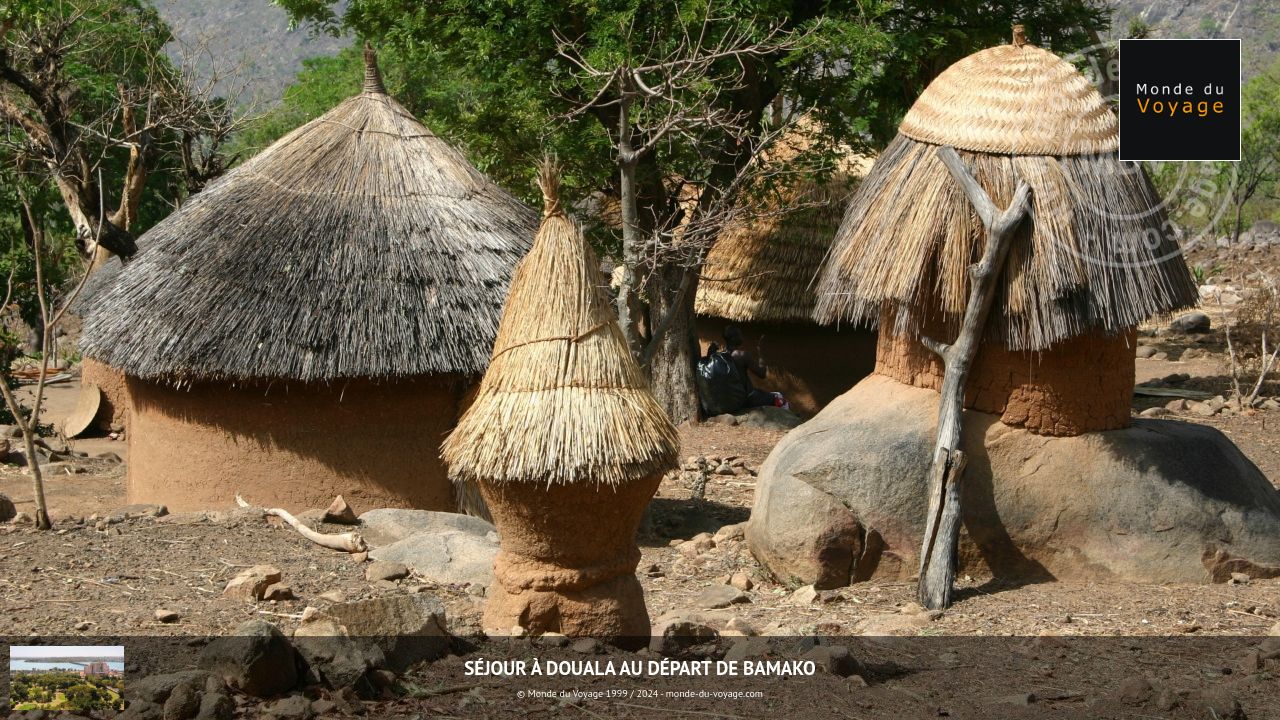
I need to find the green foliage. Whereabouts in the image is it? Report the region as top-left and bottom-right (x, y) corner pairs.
(270, 0), (1109, 202)
(1153, 59), (1280, 239)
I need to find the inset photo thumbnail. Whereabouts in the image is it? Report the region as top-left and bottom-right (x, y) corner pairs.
(9, 645), (125, 714)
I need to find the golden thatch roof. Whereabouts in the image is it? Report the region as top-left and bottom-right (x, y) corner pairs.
(814, 41), (1196, 351)
(79, 48), (537, 382)
(695, 132), (872, 324)
(442, 165), (679, 486)
(899, 43), (1118, 156)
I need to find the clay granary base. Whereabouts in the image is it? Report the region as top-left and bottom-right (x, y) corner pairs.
(127, 375), (467, 513)
(81, 358), (131, 432)
(479, 476), (659, 649)
(876, 317), (1136, 436)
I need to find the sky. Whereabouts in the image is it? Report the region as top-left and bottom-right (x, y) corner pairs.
(9, 646), (124, 672)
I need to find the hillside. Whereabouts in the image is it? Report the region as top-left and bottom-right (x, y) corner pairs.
(1112, 0), (1280, 76)
(154, 0), (349, 104)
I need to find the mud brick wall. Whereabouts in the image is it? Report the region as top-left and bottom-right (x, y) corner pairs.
(874, 321), (1136, 436)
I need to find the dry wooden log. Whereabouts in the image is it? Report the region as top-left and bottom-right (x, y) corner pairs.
(235, 493), (368, 553)
(917, 146), (1031, 610)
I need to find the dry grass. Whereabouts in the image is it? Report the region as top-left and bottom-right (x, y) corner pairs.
(814, 137), (1198, 351)
(80, 50), (537, 382)
(442, 164), (679, 486)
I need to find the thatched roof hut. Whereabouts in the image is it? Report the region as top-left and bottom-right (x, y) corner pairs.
(813, 36), (1198, 436)
(693, 132), (876, 415)
(77, 47), (537, 512)
(443, 165), (678, 486)
(814, 41), (1197, 351)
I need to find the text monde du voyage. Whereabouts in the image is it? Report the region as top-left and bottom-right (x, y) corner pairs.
(1133, 82), (1229, 118)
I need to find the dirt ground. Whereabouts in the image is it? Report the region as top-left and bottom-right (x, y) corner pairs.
(1, 353), (1278, 642)
(1, 330), (1279, 718)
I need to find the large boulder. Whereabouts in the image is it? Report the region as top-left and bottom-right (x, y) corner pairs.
(747, 375), (1280, 587)
(368, 530), (497, 588)
(357, 509), (495, 547)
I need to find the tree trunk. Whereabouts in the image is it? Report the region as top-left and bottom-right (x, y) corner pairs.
(646, 266), (700, 423)
(917, 147), (1031, 610)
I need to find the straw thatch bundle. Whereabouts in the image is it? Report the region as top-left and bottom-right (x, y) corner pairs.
(442, 164), (679, 486)
(78, 47), (536, 382)
(696, 127), (872, 324)
(813, 42), (1197, 351)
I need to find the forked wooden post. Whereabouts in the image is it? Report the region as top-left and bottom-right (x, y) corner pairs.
(917, 146), (1031, 610)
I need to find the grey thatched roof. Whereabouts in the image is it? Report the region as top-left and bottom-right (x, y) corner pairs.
(80, 50), (537, 383)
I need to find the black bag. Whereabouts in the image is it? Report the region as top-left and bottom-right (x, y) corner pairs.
(696, 350), (747, 416)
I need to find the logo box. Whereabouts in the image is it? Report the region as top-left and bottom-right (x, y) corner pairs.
(1118, 38), (1241, 162)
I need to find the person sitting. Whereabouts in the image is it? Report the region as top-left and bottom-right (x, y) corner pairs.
(696, 326), (788, 416)
(722, 325), (787, 409)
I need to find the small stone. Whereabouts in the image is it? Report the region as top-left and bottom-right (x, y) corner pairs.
(1139, 407), (1171, 417)
(1191, 401), (1218, 417)
(263, 583), (295, 601)
(12, 511), (32, 524)
(1229, 572), (1251, 584)
(802, 644), (861, 677)
(1262, 398), (1280, 411)
(155, 608), (181, 623)
(223, 565), (282, 601)
(729, 572), (753, 591)
(316, 590), (346, 604)
(571, 638), (604, 654)
(715, 462), (736, 476)
(713, 523), (746, 543)
(73, 621), (92, 631)
(535, 632), (570, 648)
(708, 413), (738, 426)
(1165, 399), (1188, 412)
(649, 616), (718, 655)
(0, 493), (14, 522)
(1152, 351), (1169, 360)
(723, 617), (756, 636)
(697, 584), (750, 609)
(323, 495), (359, 525)
(676, 534), (716, 556)
(264, 694), (315, 719)
(1135, 345), (1158, 359)
(1169, 311), (1211, 334)
(997, 693), (1035, 706)
(788, 585), (818, 605)
(365, 561), (410, 583)
(1269, 620), (1280, 636)
(351, 551), (369, 563)
(311, 698), (338, 716)
(1113, 676), (1153, 705)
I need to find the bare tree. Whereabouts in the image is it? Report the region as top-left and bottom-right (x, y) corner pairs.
(553, 7), (818, 420)
(0, 187), (94, 530)
(0, 5), (255, 266)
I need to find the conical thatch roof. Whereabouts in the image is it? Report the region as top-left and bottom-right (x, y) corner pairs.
(442, 165), (679, 486)
(79, 47), (536, 382)
(814, 38), (1197, 351)
(695, 129), (872, 324)
(898, 43), (1117, 156)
